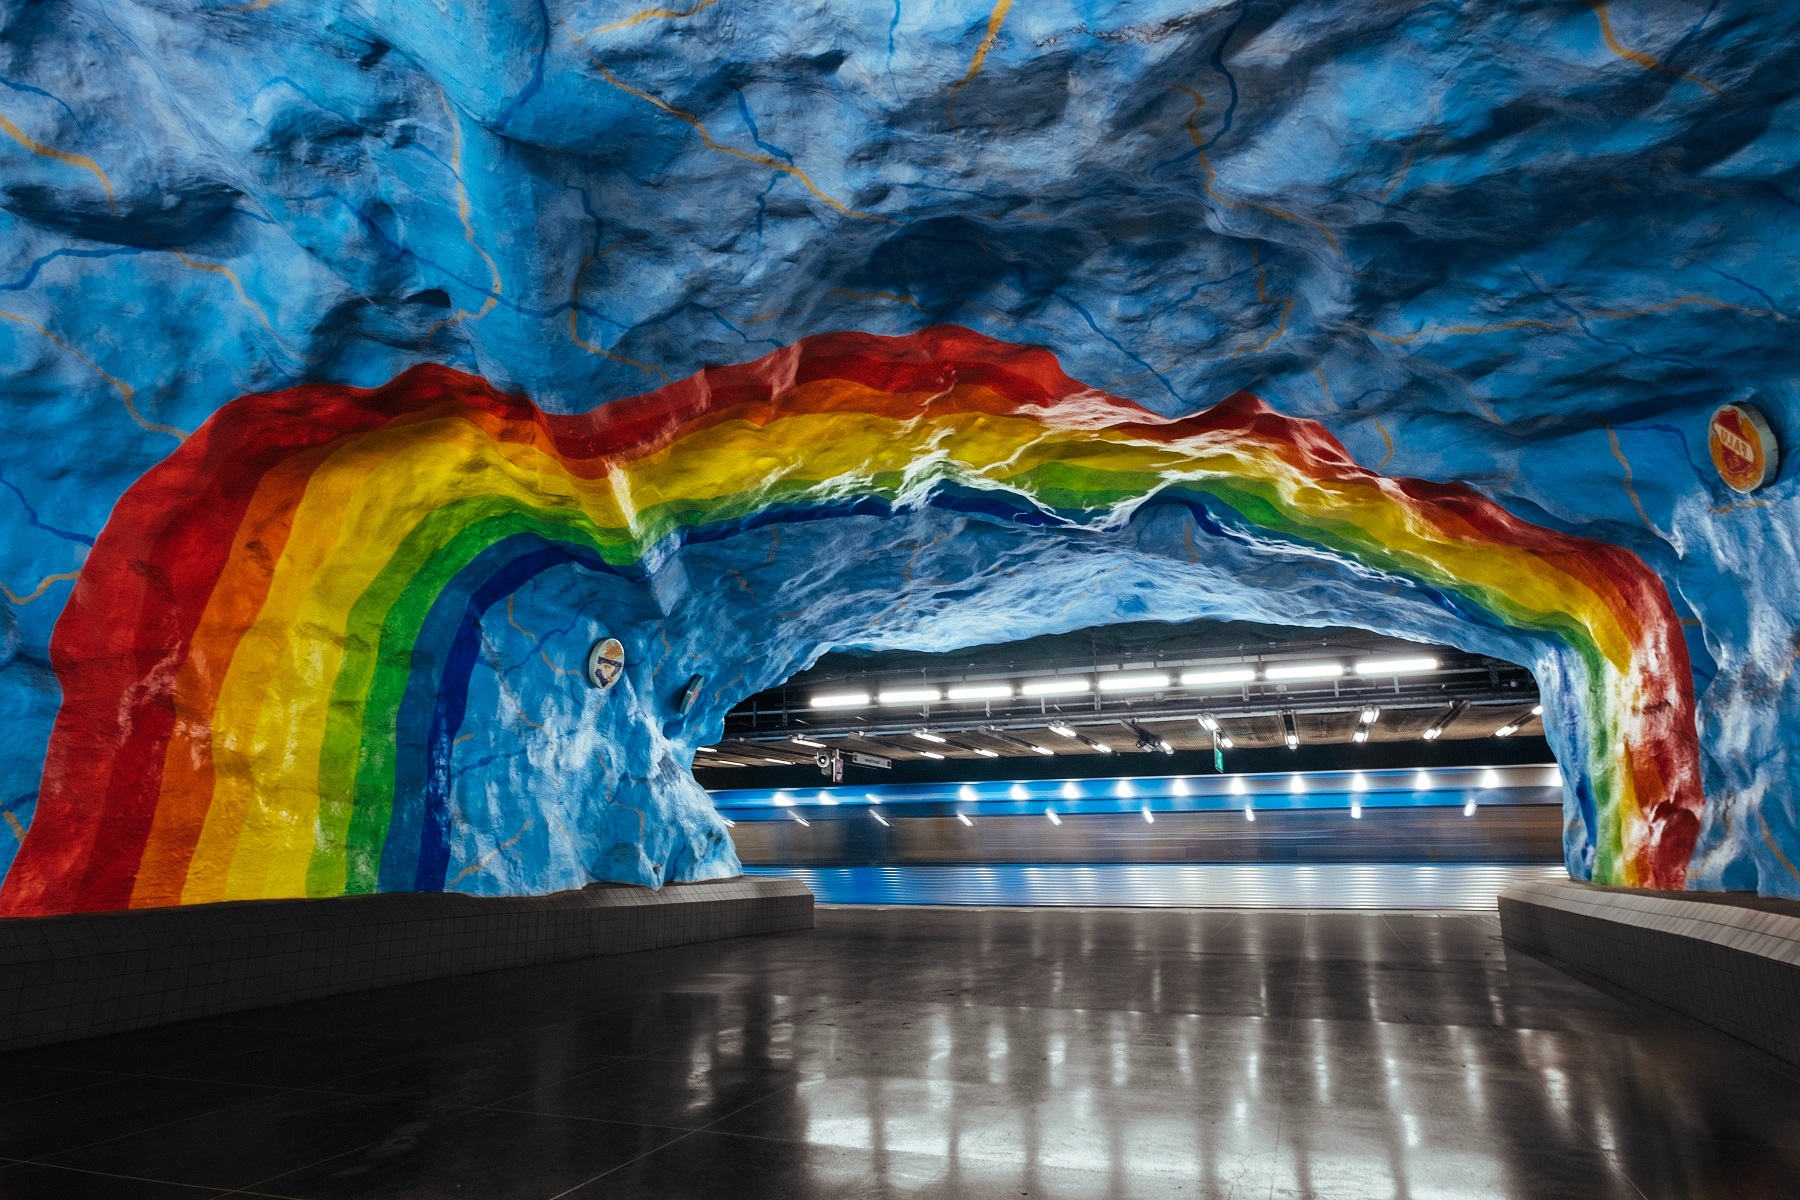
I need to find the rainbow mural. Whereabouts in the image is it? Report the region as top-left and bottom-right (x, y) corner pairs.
(0, 327), (1703, 916)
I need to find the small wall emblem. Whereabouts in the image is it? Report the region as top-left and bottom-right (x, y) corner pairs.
(1709, 403), (1779, 494)
(585, 637), (626, 690)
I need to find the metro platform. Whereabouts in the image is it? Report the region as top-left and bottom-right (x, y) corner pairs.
(0, 904), (1793, 1198)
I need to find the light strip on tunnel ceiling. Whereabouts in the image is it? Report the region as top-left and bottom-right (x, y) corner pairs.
(810, 692), (870, 709)
(1097, 672), (1170, 693)
(1180, 667), (1256, 687)
(1265, 662), (1344, 681)
(1354, 656), (1439, 675)
(878, 687), (941, 704)
(1421, 700), (1467, 741)
(913, 730), (947, 743)
(947, 683), (1013, 701)
(1021, 677), (1091, 696)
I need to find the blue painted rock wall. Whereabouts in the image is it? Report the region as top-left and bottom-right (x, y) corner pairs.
(1, 0), (1797, 897)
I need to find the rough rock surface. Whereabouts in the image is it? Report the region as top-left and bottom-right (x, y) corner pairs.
(0, 0), (1796, 899)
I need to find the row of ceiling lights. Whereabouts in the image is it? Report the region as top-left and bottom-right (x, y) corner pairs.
(807, 655), (1441, 709)
(763, 765), (1546, 805)
(698, 698), (1543, 766)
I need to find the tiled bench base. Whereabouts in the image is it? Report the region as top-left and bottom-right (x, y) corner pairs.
(1499, 877), (1800, 1065)
(0, 876), (814, 1051)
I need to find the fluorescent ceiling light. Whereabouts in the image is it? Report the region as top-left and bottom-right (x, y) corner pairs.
(1219, 736), (1235, 749)
(695, 746), (716, 754)
(1531, 704), (1544, 716)
(973, 748), (1000, 758)
(790, 813), (811, 826)
(1021, 677), (1090, 696)
(1284, 735), (1299, 749)
(1265, 662), (1344, 681)
(1463, 800), (1477, 816)
(790, 737), (825, 748)
(721, 816), (736, 827)
(810, 692), (870, 709)
(918, 750), (945, 760)
(878, 687), (941, 704)
(913, 730), (947, 743)
(1354, 656), (1439, 676)
(871, 811), (889, 827)
(1421, 728), (1441, 741)
(1030, 744), (1054, 755)
(947, 683), (1013, 701)
(1047, 722), (1079, 738)
(956, 812), (974, 827)
(1097, 672), (1170, 693)
(765, 758), (793, 765)
(1359, 706), (1380, 724)
(1180, 666), (1256, 687)
(1046, 810), (1062, 826)
(1141, 807), (1155, 824)
(1244, 807), (1256, 822)
(1197, 714), (1220, 732)
(1352, 728), (1369, 743)
(1350, 803), (1362, 819)
(1494, 724), (1518, 737)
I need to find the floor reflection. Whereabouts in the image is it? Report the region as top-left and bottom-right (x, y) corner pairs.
(1, 908), (1795, 1198)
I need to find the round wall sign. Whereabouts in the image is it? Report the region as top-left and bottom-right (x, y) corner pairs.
(585, 637), (625, 690)
(1708, 403), (1779, 494)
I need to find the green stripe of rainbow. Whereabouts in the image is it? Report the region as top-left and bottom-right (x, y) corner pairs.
(0, 326), (1703, 915)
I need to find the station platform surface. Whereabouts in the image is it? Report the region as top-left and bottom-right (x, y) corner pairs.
(0, 905), (1792, 1198)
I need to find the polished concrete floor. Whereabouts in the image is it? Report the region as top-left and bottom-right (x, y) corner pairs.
(0, 907), (1796, 1199)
